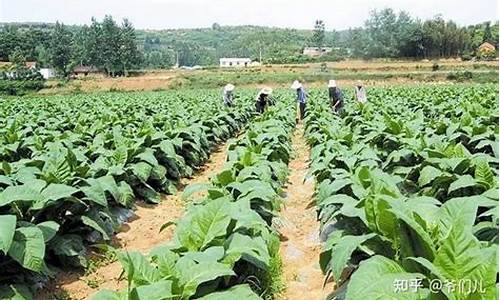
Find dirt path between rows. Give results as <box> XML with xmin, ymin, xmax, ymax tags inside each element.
<box><xmin>37</xmin><ymin>142</ymin><xmax>232</xmax><ymax>300</ymax></box>
<box><xmin>277</xmin><ymin>124</ymin><xmax>334</xmax><ymax>300</ymax></box>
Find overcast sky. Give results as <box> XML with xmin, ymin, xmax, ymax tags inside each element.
<box><xmin>1</xmin><ymin>0</ymin><xmax>498</xmax><ymax>30</ymax></box>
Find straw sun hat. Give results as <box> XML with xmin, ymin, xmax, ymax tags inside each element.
<box><xmin>224</xmin><ymin>84</ymin><xmax>235</xmax><ymax>92</ymax></box>
<box><xmin>260</xmin><ymin>87</ymin><xmax>273</xmax><ymax>95</ymax></box>
<box><xmin>291</xmin><ymin>80</ymin><xmax>302</xmax><ymax>89</ymax></box>
<box><xmin>328</xmin><ymin>80</ymin><xmax>337</xmax><ymax>88</ymax></box>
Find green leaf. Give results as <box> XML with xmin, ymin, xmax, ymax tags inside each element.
<box><xmin>418</xmin><ymin>166</ymin><xmax>443</xmax><ymax>187</ymax></box>
<box><xmin>327</xmin><ymin>233</ymin><xmax>376</xmax><ymax>281</ymax></box>
<box><xmin>223</xmin><ymin>233</ymin><xmax>270</xmax><ymax>269</ymax></box>
<box><xmin>177</xmin><ymin>260</ymin><xmax>235</xmax><ymax>299</ymax></box>
<box><xmin>41</xmin><ymin>183</ymin><xmax>79</xmax><ymax>200</ymax></box>
<box><xmin>117</xmin><ymin>251</ymin><xmax>161</xmax><ymax>285</ymax></box>
<box><xmin>36</xmin><ymin>221</ymin><xmax>60</xmax><ymax>242</ymax></box>
<box><xmin>175</xmin><ymin>197</ymin><xmax>232</xmax><ymax>251</ymax></box>
<box><xmin>81</xmin><ymin>213</ymin><xmax>111</xmax><ymax>240</ymax></box>
<box><xmin>346</xmin><ymin>256</ymin><xmax>426</xmax><ymax>300</ymax></box>
<box><xmin>131</xmin><ymin>162</ymin><xmax>153</xmax><ymax>183</ymax></box>
<box><xmin>0</xmin><ymin>284</ymin><xmax>33</xmax><ymax>300</ymax></box>
<box><xmin>8</xmin><ymin>226</ymin><xmax>45</xmax><ymax>272</ymax></box>
<box><xmin>181</xmin><ymin>183</ymin><xmax>212</xmax><ymax>201</ymax></box>
<box><xmin>0</xmin><ymin>215</ymin><xmax>16</xmax><ymax>253</ymax></box>
<box><xmin>150</xmin><ymin>245</ymin><xmax>179</xmax><ymax>279</ymax></box>
<box><xmin>448</xmin><ymin>175</ymin><xmax>479</xmax><ymax>194</ymax></box>
<box><xmin>50</xmin><ymin>234</ymin><xmax>85</xmax><ymax>257</ymax></box>
<box><xmin>194</xmin><ymin>284</ymin><xmax>261</xmax><ymax>300</ymax></box>
<box><xmin>474</xmin><ymin>159</ymin><xmax>496</xmax><ymax>189</ymax></box>
<box><xmin>129</xmin><ymin>280</ymin><xmax>176</xmax><ymax>300</ymax></box>
<box><xmin>0</xmin><ymin>180</ymin><xmax>46</xmax><ymax>207</ymax></box>
<box><xmin>91</xmin><ymin>289</ymin><xmax>124</xmax><ymax>300</ymax></box>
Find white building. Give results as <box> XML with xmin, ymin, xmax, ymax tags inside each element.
<box><xmin>220</xmin><ymin>58</ymin><xmax>252</xmax><ymax>68</ymax></box>
<box><xmin>39</xmin><ymin>68</ymin><xmax>56</xmax><ymax>79</ymax></box>
<box><xmin>303</xmin><ymin>47</ymin><xmax>333</xmax><ymax>57</ymax></box>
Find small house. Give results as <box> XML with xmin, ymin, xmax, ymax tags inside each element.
<box><xmin>478</xmin><ymin>42</ymin><xmax>496</xmax><ymax>53</ymax></box>
<box><xmin>72</xmin><ymin>66</ymin><xmax>103</xmax><ymax>77</ymax></box>
<box><xmin>220</xmin><ymin>58</ymin><xmax>252</xmax><ymax>68</ymax></box>
<box><xmin>303</xmin><ymin>47</ymin><xmax>333</xmax><ymax>57</ymax></box>
<box><xmin>39</xmin><ymin>68</ymin><xmax>56</xmax><ymax>79</ymax></box>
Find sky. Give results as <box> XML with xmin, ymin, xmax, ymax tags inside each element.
<box><xmin>0</xmin><ymin>0</ymin><xmax>498</xmax><ymax>30</ymax></box>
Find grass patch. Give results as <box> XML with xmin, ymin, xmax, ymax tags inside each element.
<box><xmin>85</xmin><ymin>244</ymin><xmax>117</xmax><ymax>275</ymax></box>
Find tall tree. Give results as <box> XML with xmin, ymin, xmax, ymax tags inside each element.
<box><xmin>483</xmin><ymin>21</ymin><xmax>493</xmax><ymax>43</ymax></box>
<box><xmin>119</xmin><ymin>18</ymin><xmax>141</xmax><ymax>75</ymax></box>
<box><xmin>101</xmin><ymin>15</ymin><xmax>122</xmax><ymax>76</ymax></box>
<box><xmin>49</xmin><ymin>22</ymin><xmax>73</xmax><ymax>77</ymax></box>
<box><xmin>312</xmin><ymin>20</ymin><xmax>326</xmax><ymax>47</ymax></box>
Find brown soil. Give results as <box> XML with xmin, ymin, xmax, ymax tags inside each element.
<box><xmin>277</xmin><ymin>124</ymin><xmax>334</xmax><ymax>300</ymax></box>
<box><xmin>36</xmin><ymin>143</ymin><xmax>231</xmax><ymax>300</ymax></box>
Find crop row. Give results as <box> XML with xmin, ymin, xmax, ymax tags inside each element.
<box><xmin>304</xmin><ymin>85</ymin><xmax>499</xmax><ymax>299</ymax></box>
<box><xmin>92</xmin><ymin>95</ymin><xmax>296</xmax><ymax>300</ymax></box>
<box><xmin>0</xmin><ymin>90</ymin><xmax>255</xmax><ymax>298</ymax></box>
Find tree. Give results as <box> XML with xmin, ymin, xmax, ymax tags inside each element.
<box><xmin>119</xmin><ymin>19</ymin><xmax>141</xmax><ymax>75</ymax></box>
<box><xmin>483</xmin><ymin>21</ymin><xmax>493</xmax><ymax>43</ymax></box>
<box><xmin>49</xmin><ymin>22</ymin><xmax>73</xmax><ymax>77</ymax></box>
<box><xmin>72</xmin><ymin>25</ymin><xmax>91</xmax><ymax>66</ymax></box>
<box><xmin>312</xmin><ymin>20</ymin><xmax>325</xmax><ymax>47</ymax></box>
<box><xmin>364</xmin><ymin>8</ymin><xmax>399</xmax><ymax>57</ymax></box>
<box><xmin>212</xmin><ymin>23</ymin><xmax>221</xmax><ymax>31</ymax></box>
<box><xmin>8</xmin><ymin>48</ymin><xmax>26</xmax><ymax>70</ymax></box>
<box><xmin>101</xmin><ymin>15</ymin><xmax>122</xmax><ymax>76</ymax></box>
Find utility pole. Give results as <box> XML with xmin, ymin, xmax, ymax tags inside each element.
<box><xmin>259</xmin><ymin>45</ymin><xmax>262</xmax><ymax>64</ymax></box>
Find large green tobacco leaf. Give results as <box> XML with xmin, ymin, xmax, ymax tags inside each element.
<box><xmin>418</xmin><ymin>165</ymin><xmax>444</xmax><ymax>186</ymax></box>
<box><xmin>149</xmin><ymin>245</ymin><xmax>179</xmax><ymax>279</ymax></box>
<box><xmin>36</xmin><ymin>221</ymin><xmax>60</xmax><ymax>243</ymax></box>
<box><xmin>31</xmin><ymin>183</ymin><xmax>79</xmax><ymax>210</ymax></box>
<box><xmin>81</xmin><ymin>213</ymin><xmax>112</xmax><ymax>241</ymax></box>
<box><xmin>0</xmin><ymin>215</ymin><xmax>16</xmax><ymax>253</ymax></box>
<box><xmin>345</xmin><ymin>255</ymin><xmax>427</xmax><ymax>300</ymax></box>
<box><xmin>387</xmin><ymin>200</ymin><xmax>435</xmax><ymax>260</ymax></box>
<box><xmin>325</xmin><ymin>233</ymin><xmax>377</xmax><ymax>282</ymax></box>
<box><xmin>177</xmin><ymin>259</ymin><xmax>235</xmax><ymax>299</ymax></box>
<box><xmin>474</xmin><ymin>159</ymin><xmax>496</xmax><ymax>189</ymax></box>
<box><xmin>195</xmin><ymin>284</ymin><xmax>261</xmax><ymax>300</ymax></box>
<box><xmin>127</xmin><ymin>280</ymin><xmax>176</xmax><ymax>300</ymax></box>
<box><xmin>365</xmin><ymin>195</ymin><xmax>399</xmax><ymax>241</ymax></box>
<box><xmin>0</xmin><ymin>179</ymin><xmax>46</xmax><ymax>207</ymax></box>
<box><xmin>432</xmin><ymin>198</ymin><xmax>498</xmax><ymax>298</ymax></box>
<box><xmin>448</xmin><ymin>175</ymin><xmax>480</xmax><ymax>194</ymax></box>
<box><xmin>0</xmin><ymin>284</ymin><xmax>33</xmax><ymax>300</ymax></box>
<box><xmin>223</xmin><ymin>233</ymin><xmax>270</xmax><ymax>270</ymax></box>
<box><xmin>117</xmin><ymin>251</ymin><xmax>161</xmax><ymax>285</ymax></box>
<box><xmin>8</xmin><ymin>226</ymin><xmax>45</xmax><ymax>272</ymax></box>
<box><xmin>175</xmin><ymin>197</ymin><xmax>232</xmax><ymax>251</ymax></box>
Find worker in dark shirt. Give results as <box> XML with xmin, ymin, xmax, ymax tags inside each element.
<box><xmin>255</xmin><ymin>87</ymin><xmax>273</xmax><ymax>114</ymax></box>
<box><xmin>328</xmin><ymin>80</ymin><xmax>344</xmax><ymax>114</ymax></box>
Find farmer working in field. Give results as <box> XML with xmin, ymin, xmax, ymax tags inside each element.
<box><xmin>354</xmin><ymin>80</ymin><xmax>367</xmax><ymax>103</ymax></box>
<box><xmin>328</xmin><ymin>80</ymin><xmax>344</xmax><ymax>114</ymax></box>
<box><xmin>255</xmin><ymin>87</ymin><xmax>273</xmax><ymax>114</ymax></box>
<box><xmin>291</xmin><ymin>80</ymin><xmax>307</xmax><ymax>120</ymax></box>
<box><xmin>223</xmin><ymin>84</ymin><xmax>235</xmax><ymax>107</ymax></box>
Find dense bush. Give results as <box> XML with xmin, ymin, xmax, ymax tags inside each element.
<box><xmin>0</xmin><ymin>68</ymin><xmax>45</xmax><ymax>95</ymax></box>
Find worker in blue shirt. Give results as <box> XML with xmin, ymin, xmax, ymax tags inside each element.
<box><xmin>291</xmin><ymin>80</ymin><xmax>307</xmax><ymax>120</ymax></box>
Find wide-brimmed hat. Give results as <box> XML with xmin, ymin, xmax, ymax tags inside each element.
<box><xmin>356</xmin><ymin>80</ymin><xmax>363</xmax><ymax>86</ymax></box>
<box><xmin>224</xmin><ymin>84</ymin><xmax>235</xmax><ymax>92</ymax></box>
<box><xmin>328</xmin><ymin>80</ymin><xmax>337</xmax><ymax>88</ymax></box>
<box><xmin>291</xmin><ymin>80</ymin><xmax>302</xmax><ymax>89</ymax></box>
<box><xmin>260</xmin><ymin>87</ymin><xmax>273</xmax><ymax>95</ymax></box>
